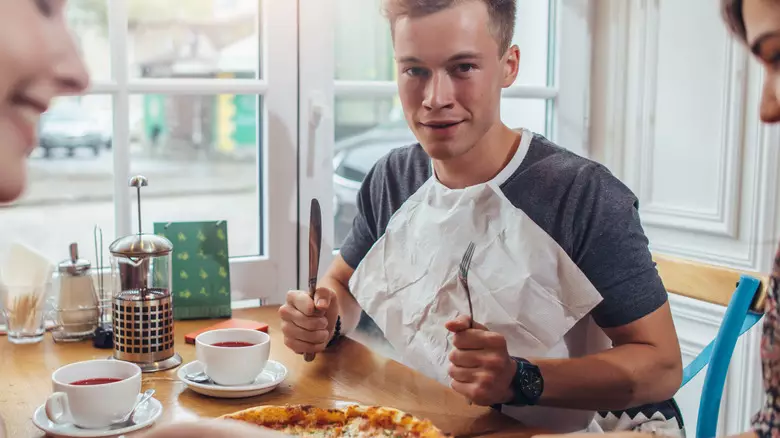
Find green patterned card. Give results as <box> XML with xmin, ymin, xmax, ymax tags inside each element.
<box><xmin>153</xmin><ymin>221</ymin><xmax>232</xmax><ymax>320</ymax></box>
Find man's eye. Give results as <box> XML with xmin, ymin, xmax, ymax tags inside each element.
<box><xmin>405</xmin><ymin>67</ymin><xmax>427</xmax><ymax>77</ymax></box>
<box><xmin>457</xmin><ymin>64</ymin><xmax>475</xmax><ymax>73</ymax></box>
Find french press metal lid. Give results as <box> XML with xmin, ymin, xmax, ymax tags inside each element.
<box><xmin>108</xmin><ymin>175</ymin><xmax>173</xmax><ymax>260</ymax></box>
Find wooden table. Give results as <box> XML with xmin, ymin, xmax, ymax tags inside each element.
<box><xmin>0</xmin><ymin>306</ymin><xmax>540</xmax><ymax>437</ymax></box>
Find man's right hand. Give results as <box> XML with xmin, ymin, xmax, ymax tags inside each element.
<box><xmin>279</xmin><ymin>287</ymin><xmax>340</xmax><ymax>355</ymax></box>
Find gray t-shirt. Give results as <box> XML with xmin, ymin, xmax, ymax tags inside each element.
<box><xmin>340</xmin><ymin>133</ymin><xmax>667</xmax><ymax>328</ymax></box>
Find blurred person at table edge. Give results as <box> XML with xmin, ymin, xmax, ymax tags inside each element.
<box><xmin>280</xmin><ymin>0</ymin><xmax>684</xmax><ymax>434</ymax></box>
<box><xmin>0</xmin><ymin>0</ymin><xmax>87</xmax><ymax>205</ymax></box>
<box><xmin>0</xmin><ymin>1</ymin><xmax>282</xmax><ymax>438</ymax></box>
<box><xmin>535</xmin><ymin>0</ymin><xmax>780</xmax><ymax>438</ymax></box>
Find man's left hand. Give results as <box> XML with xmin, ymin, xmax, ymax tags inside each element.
<box><xmin>445</xmin><ymin>315</ymin><xmax>516</xmax><ymax>406</ymax></box>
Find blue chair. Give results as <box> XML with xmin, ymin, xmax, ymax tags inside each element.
<box><xmin>677</xmin><ymin>273</ymin><xmax>765</xmax><ymax>438</ymax></box>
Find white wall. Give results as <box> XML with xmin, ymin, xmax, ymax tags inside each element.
<box><xmin>590</xmin><ymin>0</ymin><xmax>780</xmax><ymax>435</ymax></box>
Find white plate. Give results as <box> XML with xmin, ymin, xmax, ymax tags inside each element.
<box><xmin>177</xmin><ymin>359</ymin><xmax>287</xmax><ymax>399</ymax></box>
<box><xmin>31</xmin><ymin>395</ymin><xmax>162</xmax><ymax>438</ymax></box>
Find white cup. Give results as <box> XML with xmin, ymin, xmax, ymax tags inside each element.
<box><xmin>196</xmin><ymin>328</ymin><xmax>271</xmax><ymax>386</ymax></box>
<box><xmin>45</xmin><ymin>359</ymin><xmax>142</xmax><ymax>429</ymax></box>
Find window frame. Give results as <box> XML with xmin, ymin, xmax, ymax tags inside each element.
<box><xmin>83</xmin><ymin>0</ymin><xmax>299</xmax><ymax>303</ymax></box>
<box><xmin>294</xmin><ymin>0</ymin><xmax>594</xmax><ymax>295</ymax></box>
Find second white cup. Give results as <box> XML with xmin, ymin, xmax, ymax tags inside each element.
<box><xmin>195</xmin><ymin>328</ymin><xmax>271</xmax><ymax>386</ymax></box>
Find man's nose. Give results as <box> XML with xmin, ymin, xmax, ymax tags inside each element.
<box><xmin>423</xmin><ymin>71</ymin><xmax>455</xmax><ymax>110</ymax></box>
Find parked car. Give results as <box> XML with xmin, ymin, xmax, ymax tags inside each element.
<box><xmin>38</xmin><ymin>103</ymin><xmax>110</xmax><ymax>158</ymax></box>
<box><xmin>333</xmin><ymin>116</ymin><xmax>416</xmax><ymax>245</ymax></box>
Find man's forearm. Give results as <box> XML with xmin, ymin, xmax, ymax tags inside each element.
<box><xmin>531</xmin><ymin>343</ymin><xmax>681</xmax><ymax>410</ymax></box>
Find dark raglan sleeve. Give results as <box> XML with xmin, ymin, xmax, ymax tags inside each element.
<box><xmin>569</xmin><ymin>164</ymin><xmax>668</xmax><ymax>328</ymax></box>
<box><xmin>339</xmin><ymin>162</ymin><xmax>383</xmax><ymax>270</ymax></box>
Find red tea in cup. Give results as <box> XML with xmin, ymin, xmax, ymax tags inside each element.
<box><xmin>212</xmin><ymin>341</ymin><xmax>255</xmax><ymax>348</ymax></box>
<box><xmin>71</xmin><ymin>377</ymin><xmax>124</xmax><ymax>386</ymax></box>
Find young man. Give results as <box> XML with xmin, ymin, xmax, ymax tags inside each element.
<box><xmin>279</xmin><ymin>0</ymin><xmax>684</xmax><ymax>434</ymax></box>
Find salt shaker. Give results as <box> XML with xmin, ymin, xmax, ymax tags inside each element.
<box><xmin>52</xmin><ymin>243</ymin><xmax>99</xmax><ymax>342</ymax></box>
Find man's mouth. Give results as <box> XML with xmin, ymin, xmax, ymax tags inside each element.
<box><xmin>421</xmin><ymin>121</ymin><xmax>463</xmax><ymax>129</ymax></box>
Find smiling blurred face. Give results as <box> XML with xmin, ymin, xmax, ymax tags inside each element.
<box><xmin>0</xmin><ymin>0</ymin><xmax>89</xmax><ymax>203</ymax></box>
<box><xmin>743</xmin><ymin>0</ymin><xmax>780</xmax><ymax>124</ymax></box>
<box><xmin>392</xmin><ymin>0</ymin><xmax>519</xmax><ymax>161</ymax></box>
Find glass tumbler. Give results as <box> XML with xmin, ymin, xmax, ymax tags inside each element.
<box><xmin>1</xmin><ymin>284</ymin><xmax>50</xmax><ymax>344</ymax></box>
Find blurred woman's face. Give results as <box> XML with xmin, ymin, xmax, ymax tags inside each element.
<box><xmin>0</xmin><ymin>0</ymin><xmax>89</xmax><ymax>203</ymax></box>
<box><xmin>744</xmin><ymin>0</ymin><xmax>780</xmax><ymax>124</ymax></box>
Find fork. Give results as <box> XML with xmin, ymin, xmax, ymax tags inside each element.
<box><xmin>458</xmin><ymin>242</ymin><xmax>476</xmax><ymax>329</ymax></box>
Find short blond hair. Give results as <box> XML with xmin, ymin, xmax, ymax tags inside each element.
<box><xmin>382</xmin><ymin>0</ymin><xmax>517</xmax><ymax>55</ymax></box>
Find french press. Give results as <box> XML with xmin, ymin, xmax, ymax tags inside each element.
<box><xmin>108</xmin><ymin>175</ymin><xmax>181</xmax><ymax>372</ymax></box>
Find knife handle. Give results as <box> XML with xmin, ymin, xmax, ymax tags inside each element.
<box><xmin>304</xmin><ymin>283</ymin><xmax>318</xmax><ymax>362</ymax></box>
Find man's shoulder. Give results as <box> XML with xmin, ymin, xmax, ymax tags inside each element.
<box><xmin>506</xmin><ymin>134</ymin><xmax>637</xmax><ymax>210</ymax></box>
<box><xmin>510</xmin><ymin>135</ymin><xmax>666</xmax><ymax>329</ymax></box>
<box><xmin>502</xmin><ymin>134</ymin><xmax>642</xmax><ymax>260</ymax></box>
<box><xmin>370</xmin><ymin>142</ymin><xmax>430</xmax><ymax>176</ymax></box>
<box><xmin>363</xmin><ymin>143</ymin><xmax>431</xmax><ymax>198</ymax></box>
<box><xmin>517</xmin><ymin>134</ymin><xmax>630</xmax><ymax>194</ymax></box>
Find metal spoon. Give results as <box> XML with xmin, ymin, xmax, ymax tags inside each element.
<box><xmin>185</xmin><ymin>371</ymin><xmax>212</xmax><ymax>384</ymax></box>
<box><xmin>111</xmin><ymin>389</ymin><xmax>155</xmax><ymax>428</ymax></box>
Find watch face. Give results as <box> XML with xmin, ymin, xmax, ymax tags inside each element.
<box><xmin>520</xmin><ymin>369</ymin><xmax>543</xmax><ymax>400</ymax></box>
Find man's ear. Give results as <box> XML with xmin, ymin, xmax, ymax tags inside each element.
<box><xmin>502</xmin><ymin>45</ymin><xmax>520</xmax><ymax>88</ymax></box>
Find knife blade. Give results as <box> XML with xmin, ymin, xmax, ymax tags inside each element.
<box><xmin>304</xmin><ymin>198</ymin><xmax>322</xmax><ymax>362</ymax></box>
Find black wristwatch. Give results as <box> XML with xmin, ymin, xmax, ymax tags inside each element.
<box><xmin>326</xmin><ymin>316</ymin><xmax>342</xmax><ymax>348</ymax></box>
<box><xmin>508</xmin><ymin>357</ymin><xmax>544</xmax><ymax>406</ymax></box>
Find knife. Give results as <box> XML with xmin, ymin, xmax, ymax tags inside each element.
<box><xmin>304</xmin><ymin>198</ymin><xmax>323</xmax><ymax>362</ymax></box>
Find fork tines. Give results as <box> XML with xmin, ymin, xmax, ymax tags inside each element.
<box><xmin>458</xmin><ymin>242</ymin><xmax>476</xmax><ymax>329</ymax></box>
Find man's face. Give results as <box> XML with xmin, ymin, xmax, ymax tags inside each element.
<box><xmin>392</xmin><ymin>1</ymin><xmax>519</xmax><ymax>161</ymax></box>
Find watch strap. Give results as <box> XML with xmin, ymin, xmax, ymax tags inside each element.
<box><xmin>327</xmin><ymin>315</ymin><xmax>342</xmax><ymax>348</ymax></box>
<box><xmin>510</xmin><ymin>357</ymin><xmax>542</xmax><ymax>406</ymax></box>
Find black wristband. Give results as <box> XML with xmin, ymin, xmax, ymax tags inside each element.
<box><xmin>327</xmin><ymin>316</ymin><xmax>342</xmax><ymax>348</ymax></box>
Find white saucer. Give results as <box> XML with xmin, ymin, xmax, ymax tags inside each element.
<box><xmin>177</xmin><ymin>359</ymin><xmax>287</xmax><ymax>399</ymax></box>
<box><xmin>32</xmin><ymin>394</ymin><xmax>162</xmax><ymax>438</ymax></box>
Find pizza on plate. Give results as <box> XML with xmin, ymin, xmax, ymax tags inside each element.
<box><xmin>219</xmin><ymin>404</ymin><xmax>451</xmax><ymax>437</ymax></box>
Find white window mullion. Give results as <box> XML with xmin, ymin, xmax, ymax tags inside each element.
<box><xmin>125</xmin><ymin>79</ymin><xmax>269</xmax><ymax>95</ymax></box>
<box><xmin>86</xmin><ymin>81</ymin><xmax>120</xmax><ymax>94</ymax></box>
<box><xmin>298</xmin><ymin>0</ymin><xmax>336</xmax><ymax>290</ymax></box>
<box><xmin>333</xmin><ymin>80</ymin><xmax>396</xmax><ymax>97</ymax></box>
<box><xmin>551</xmin><ymin>0</ymin><xmax>593</xmax><ymax>157</ymax></box>
<box><xmin>108</xmin><ymin>0</ymin><xmax>131</xmax><ymax>238</ymax></box>
<box><xmin>225</xmin><ymin>0</ymin><xmax>299</xmax><ymax>304</ymax></box>
<box><xmin>502</xmin><ymin>85</ymin><xmax>558</xmax><ymax>99</ymax></box>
